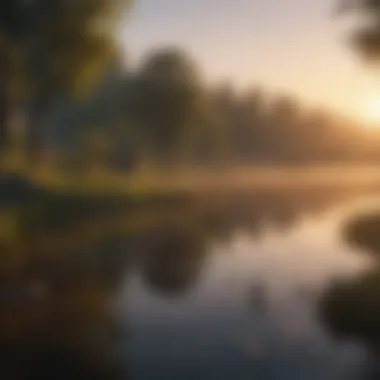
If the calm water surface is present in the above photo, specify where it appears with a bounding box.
[4,189,380,380]
[120,191,380,380]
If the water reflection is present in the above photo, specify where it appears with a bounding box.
[1,188,380,379]
[125,189,378,380]
[344,212,380,257]
[141,225,207,296]
[320,207,380,379]
[320,269,380,349]
[0,231,131,380]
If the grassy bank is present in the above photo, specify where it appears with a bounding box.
[6,163,380,196]
[0,163,379,248]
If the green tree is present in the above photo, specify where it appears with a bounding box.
[206,83,237,163]
[134,47,204,165]
[0,0,132,163]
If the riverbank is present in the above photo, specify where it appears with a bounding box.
[0,164,380,246]
[8,164,380,196]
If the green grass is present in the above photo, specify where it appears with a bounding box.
[1,159,380,254]
[6,157,380,195]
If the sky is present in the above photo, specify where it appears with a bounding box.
[121,0,380,120]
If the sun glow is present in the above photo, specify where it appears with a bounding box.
[364,99,380,126]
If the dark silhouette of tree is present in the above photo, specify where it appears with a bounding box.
[320,268,380,356]
[141,225,206,296]
[319,210,380,376]
[337,0,380,62]
[133,47,204,164]
[345,213,380,256]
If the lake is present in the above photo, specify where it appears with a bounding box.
[3,187,380,380]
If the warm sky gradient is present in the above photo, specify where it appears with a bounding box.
[121,0,380,119]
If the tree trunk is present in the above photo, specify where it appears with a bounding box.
[0,67,9,156]
[26,94,52,167]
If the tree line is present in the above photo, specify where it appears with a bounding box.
[48,46,380,171]
[2,0,380,172]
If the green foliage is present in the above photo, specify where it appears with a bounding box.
[56,59,380,170]
[0,0,132,97]
[0,0,132,155]
[133,47,204,160]
[0,35,27,101]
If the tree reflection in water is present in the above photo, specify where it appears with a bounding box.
[320,211,380,379]
[0,188,373,379]
[0,234,131,380]
[141,225,207,296]
[137,188,363,298]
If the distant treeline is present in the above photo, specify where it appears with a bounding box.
[43,47,380,171]
[3,0,380,172]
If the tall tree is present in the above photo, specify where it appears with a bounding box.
[0,0,132,163]
[134,47,204,164]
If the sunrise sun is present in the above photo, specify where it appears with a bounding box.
[364,99,380,126]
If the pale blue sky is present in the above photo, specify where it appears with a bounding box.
[121,0,379,119]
